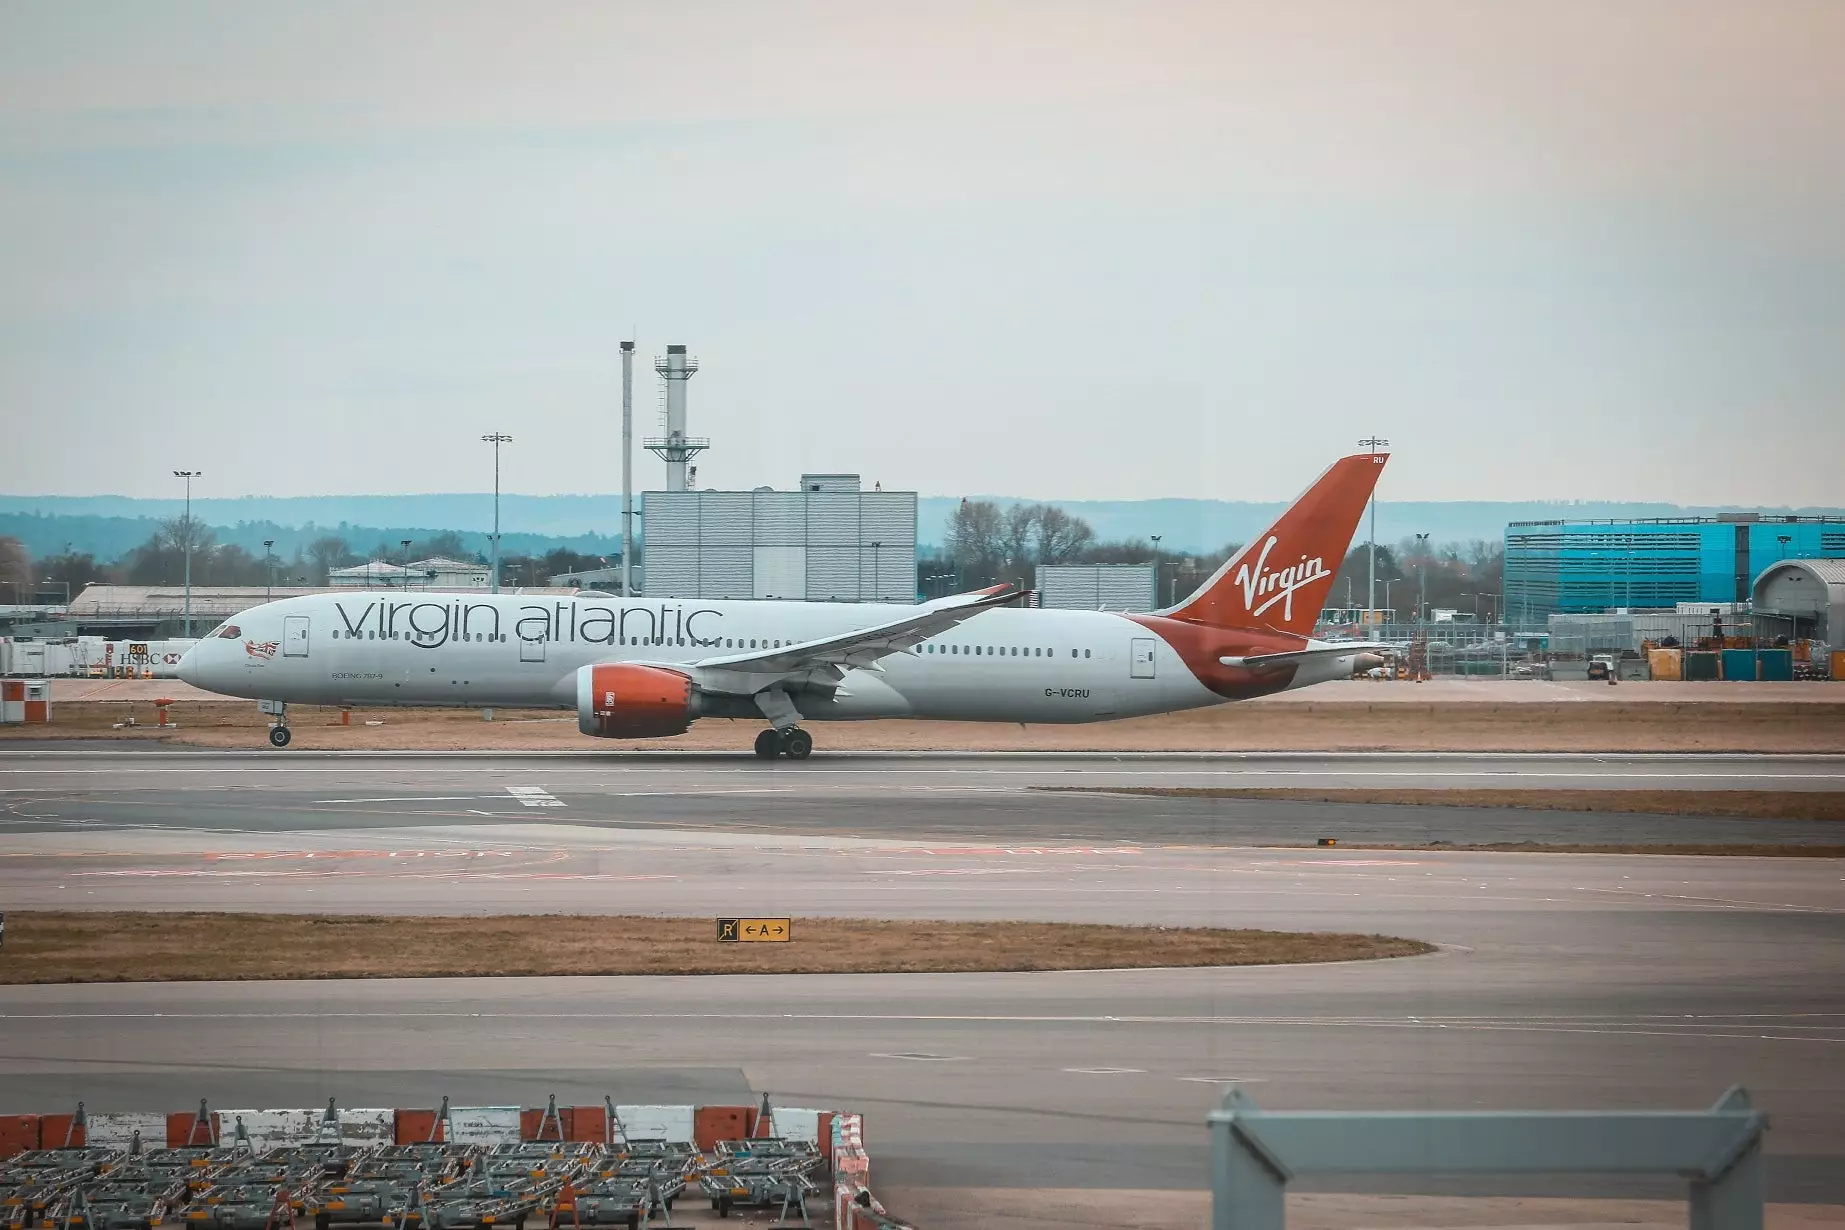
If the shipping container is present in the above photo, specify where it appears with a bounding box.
[1720,648,1758,681]
[1757,649,1794,681]
[1684,651,1721,681]
[1646,647,1683,681]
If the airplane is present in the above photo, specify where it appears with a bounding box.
[178,451,1389,757]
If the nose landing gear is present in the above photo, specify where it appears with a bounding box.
[260,700,292,748]
[753,727,813,760]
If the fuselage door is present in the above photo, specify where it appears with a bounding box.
[1129,637,1156,679]
[519,634,546,663]
[283,615,310,658]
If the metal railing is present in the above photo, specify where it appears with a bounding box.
[1210,1085,1766,1230]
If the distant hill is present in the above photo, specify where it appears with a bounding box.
[0,505,620,566]
[921,497,1845,554]
[2,492,1839,562]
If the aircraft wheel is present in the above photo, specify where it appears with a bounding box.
[783,728,813,760]
[753,729,781,759]
[268,725,293,748]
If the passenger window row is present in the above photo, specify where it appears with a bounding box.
[922,644,1091,658]
[333,630,505,642]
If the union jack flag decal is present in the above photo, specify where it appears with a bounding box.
[244,640,280,660]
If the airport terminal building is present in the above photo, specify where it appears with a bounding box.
[1502,514,1845,623]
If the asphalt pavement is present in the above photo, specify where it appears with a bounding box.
[0,748,1841,1203]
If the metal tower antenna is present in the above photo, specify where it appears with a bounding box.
[645,344,709,492]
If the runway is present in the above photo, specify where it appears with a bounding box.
[3,749,1843,850]
[1,748,1843,1202]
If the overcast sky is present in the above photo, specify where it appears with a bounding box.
[2,2,1842,506]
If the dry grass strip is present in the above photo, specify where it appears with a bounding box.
[1289,842,1845,857]
[1034,787,1845,822]
[0,913,1433,985]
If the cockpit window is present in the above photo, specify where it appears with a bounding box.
[216,624,242,639]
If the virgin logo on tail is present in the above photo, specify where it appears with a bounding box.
[1235,536,1332,623]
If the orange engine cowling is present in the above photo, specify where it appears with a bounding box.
[576,663,696,739]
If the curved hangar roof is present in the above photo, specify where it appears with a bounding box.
[1753,558,1845,641]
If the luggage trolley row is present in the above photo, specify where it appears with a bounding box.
[8,1140,824,1230]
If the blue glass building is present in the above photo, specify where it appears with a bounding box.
[1503,516,1845,625]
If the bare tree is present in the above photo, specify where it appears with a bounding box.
[1035,506,1095,564]
[418,530,470,560]
[946,499,1007,584]
[306,536,354,582]
[0,536,31,601]
[41,549,104,595]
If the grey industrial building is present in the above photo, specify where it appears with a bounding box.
[641,474,917,602]
[1034,564,1156,611]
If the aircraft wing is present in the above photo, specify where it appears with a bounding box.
[1219,643,1383,670]
[690,585,1018,696]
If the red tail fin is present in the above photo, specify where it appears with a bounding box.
[1164,452,1388,635]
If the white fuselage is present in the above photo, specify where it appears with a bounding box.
[178,591,1360,724]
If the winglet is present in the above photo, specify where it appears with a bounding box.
[926,583,1020,610]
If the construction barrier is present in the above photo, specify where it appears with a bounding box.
[0,679,50,724]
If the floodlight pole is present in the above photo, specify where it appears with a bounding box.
[620,340,636,597]
[173,470,201,637]
[263,539,275,603]
[1359,438,1388,626]
[1415,531,1429,622]
[481,434,513,594]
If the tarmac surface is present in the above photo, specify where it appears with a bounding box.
[40,677,1845,703]
[1,748,1842,1204]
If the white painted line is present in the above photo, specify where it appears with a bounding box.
[505,786,564,808]
[1062,1067,1145,1075]
[311,796,478,803]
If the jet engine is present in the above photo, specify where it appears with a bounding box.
[575,662,697,738]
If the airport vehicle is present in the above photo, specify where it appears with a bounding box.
[178,452,1389,755]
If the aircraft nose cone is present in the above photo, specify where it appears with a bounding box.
[176,645,201,686]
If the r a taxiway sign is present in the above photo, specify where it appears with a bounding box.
[717,917,791,943]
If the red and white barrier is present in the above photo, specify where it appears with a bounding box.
[612,1104,695,1144]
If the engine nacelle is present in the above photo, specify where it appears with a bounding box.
[576,663,696,739]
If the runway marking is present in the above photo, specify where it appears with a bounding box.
[870,1052,965,1062]
[871,868,1053,876]
[506,786,564,808]
[312,796,481,803]
[209,850,524,860]
[1062,1067,1146,1075]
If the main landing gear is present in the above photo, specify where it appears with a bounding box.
[753,727,813,760]
[268,724,292,747]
